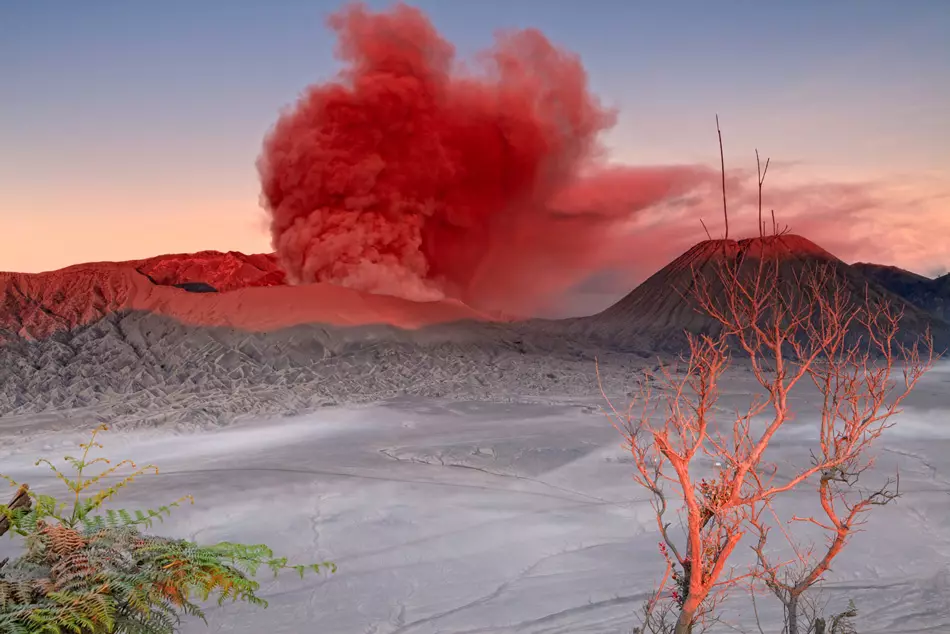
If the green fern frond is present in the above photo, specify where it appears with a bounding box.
[0,425,336,633]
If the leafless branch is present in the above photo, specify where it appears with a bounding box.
[603,123,937,634]
[756,150,770,238]
[716,114,728,240]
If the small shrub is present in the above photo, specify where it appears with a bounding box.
[0,424,335,633]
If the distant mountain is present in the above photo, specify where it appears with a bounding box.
[0,254,496,343]
[2,241,947,355]
[852,263,950,322]
[571,235,950,353]
[2,237,946,428]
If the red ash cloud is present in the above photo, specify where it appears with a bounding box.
[258,2,712,313]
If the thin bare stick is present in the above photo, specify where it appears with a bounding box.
[717,114,728,240]
[700,218,712,241]
[756,149,770,238]
[749,586,768,634]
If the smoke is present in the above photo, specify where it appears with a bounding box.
[258,2,713,313]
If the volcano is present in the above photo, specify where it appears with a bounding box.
[1,234,947,429]
[571,234,950,353]
[3,236,948,351]
[0,252,498,344]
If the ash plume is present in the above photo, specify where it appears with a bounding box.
[258,2,712,313]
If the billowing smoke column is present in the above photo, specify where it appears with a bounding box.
[259,2,710,313]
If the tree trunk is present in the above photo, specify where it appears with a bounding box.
[787,593,800,634]
[674,609,695,634]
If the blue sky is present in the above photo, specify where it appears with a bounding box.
[1,1,948,291]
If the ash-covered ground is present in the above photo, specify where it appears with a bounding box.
[0,310,646,438]
[1,323,949,632]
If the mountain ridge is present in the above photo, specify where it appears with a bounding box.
[2,236,947,349]
[853,262,950,322]
[569,234,949,352]
[2,234,947,429]
[0,262,499,343]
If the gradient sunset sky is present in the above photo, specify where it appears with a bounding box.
[2,0,948,286]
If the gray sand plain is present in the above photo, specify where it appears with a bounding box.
[2,361,948,633]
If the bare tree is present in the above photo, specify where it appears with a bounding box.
[749,341,911,634]
[601,249,935,634]
[752,574,858,634]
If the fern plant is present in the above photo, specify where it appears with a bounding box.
[0,424,335,633]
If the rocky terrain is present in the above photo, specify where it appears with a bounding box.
[2,234,947,434]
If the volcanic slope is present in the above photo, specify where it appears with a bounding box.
[571,234,950,353]
[2,235,947,433]
[0,254,609,433]
[854,262,950,322]
[0,257,499,343]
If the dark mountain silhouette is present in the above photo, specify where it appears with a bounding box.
[853,263,950,322]
[570,234,950,353]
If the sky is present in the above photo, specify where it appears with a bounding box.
[2,0,948,314]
